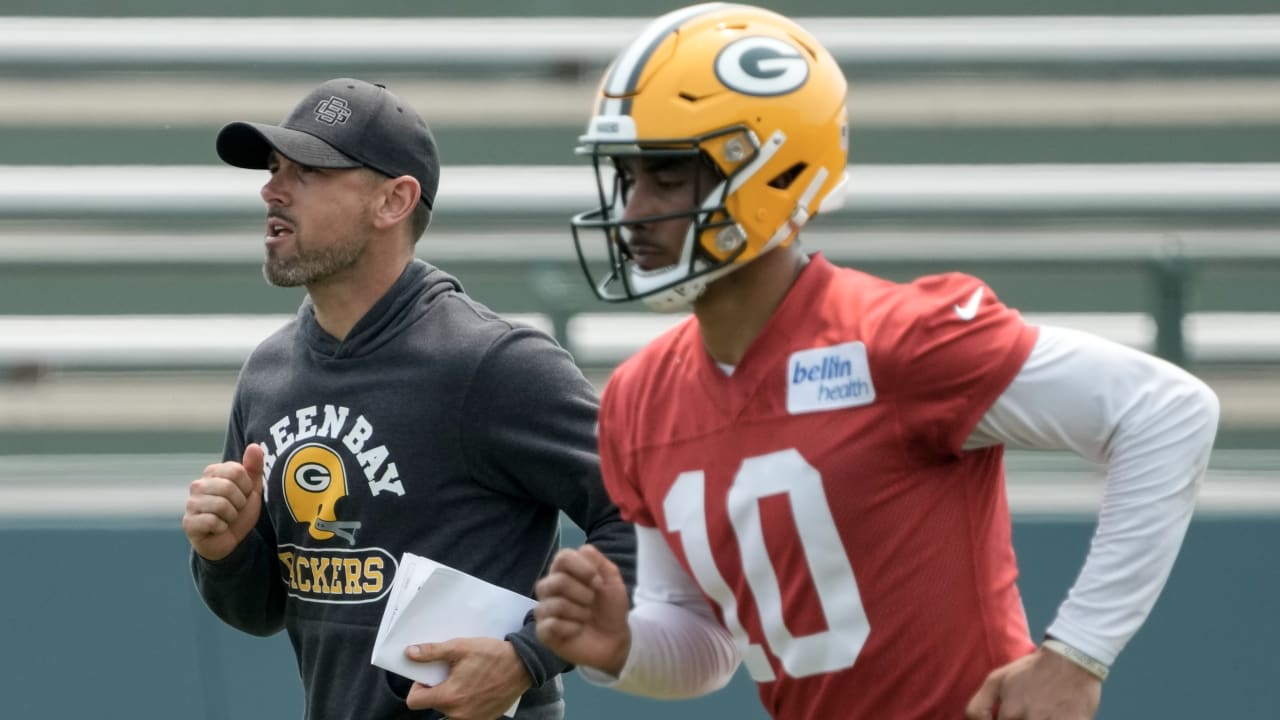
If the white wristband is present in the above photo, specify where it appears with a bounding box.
[1042,638,1110,681]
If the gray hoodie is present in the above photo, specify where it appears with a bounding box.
[192,259,635,719]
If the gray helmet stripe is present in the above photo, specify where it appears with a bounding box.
[603,2,730,116]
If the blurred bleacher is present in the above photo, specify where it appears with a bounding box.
[1,9,1277,451]
[0,2,1277,718]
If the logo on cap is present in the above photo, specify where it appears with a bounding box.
[314,96,352,126]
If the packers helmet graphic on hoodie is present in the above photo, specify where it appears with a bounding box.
[283,443,363,545]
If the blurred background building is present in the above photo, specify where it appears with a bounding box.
[0,0,1277,718]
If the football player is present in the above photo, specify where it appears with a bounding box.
[534,3,1220,719]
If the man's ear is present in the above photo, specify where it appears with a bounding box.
[371,175,421,231]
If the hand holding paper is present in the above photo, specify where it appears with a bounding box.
[371,553,537,717]
[404,637,532,719]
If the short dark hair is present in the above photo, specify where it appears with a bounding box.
[410,203,432,243]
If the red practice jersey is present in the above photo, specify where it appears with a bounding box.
[599,254,1039,719]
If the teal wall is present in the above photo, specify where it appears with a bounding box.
[1,518,1276,719]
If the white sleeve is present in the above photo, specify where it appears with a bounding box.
[967,325,1220,665]
[578,525,742,697]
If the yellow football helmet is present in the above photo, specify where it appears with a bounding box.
[571,2,849,311]
[282,443,362,545]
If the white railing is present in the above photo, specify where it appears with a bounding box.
[3,164,1279,217]
[0,313,549,368]
[2,228,1277,264]
[2,450,1277,522]
[562,312,1280,366]
[0,311,1276,369]
[2,16,1279,67]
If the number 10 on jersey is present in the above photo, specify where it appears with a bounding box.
[662,448,870,682]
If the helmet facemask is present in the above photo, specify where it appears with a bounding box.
[571,127,769,312]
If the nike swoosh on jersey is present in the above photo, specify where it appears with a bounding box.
[954,286,985,321]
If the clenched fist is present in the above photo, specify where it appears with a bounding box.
[183,443,266,561]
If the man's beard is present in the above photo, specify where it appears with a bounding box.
[264,233,368,288]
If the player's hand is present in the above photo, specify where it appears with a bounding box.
[533,544,631,675]
[965,647,1101,719]
[403,637,531,720]
[182,443,265,562]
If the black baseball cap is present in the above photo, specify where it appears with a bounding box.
[216,78,440,209]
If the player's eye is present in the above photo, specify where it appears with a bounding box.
[655,176,685,191]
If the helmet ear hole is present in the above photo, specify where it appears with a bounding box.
[768,162,808,190]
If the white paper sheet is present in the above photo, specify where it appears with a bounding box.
[371,553,537,718]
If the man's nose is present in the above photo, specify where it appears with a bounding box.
[260,173,287,205]
[620,183,654,226]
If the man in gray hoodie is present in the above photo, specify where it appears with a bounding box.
[182,77,635,720]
